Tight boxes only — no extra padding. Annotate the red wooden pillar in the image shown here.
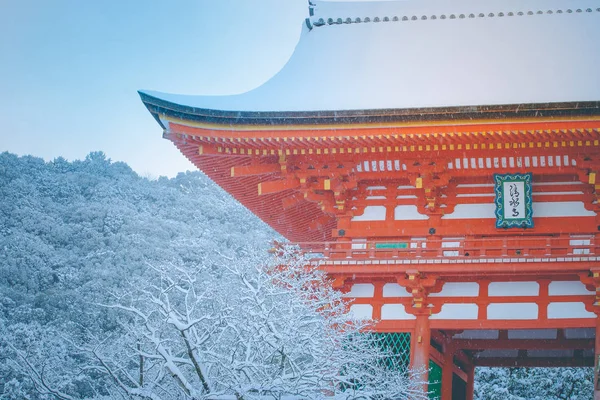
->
[371,281,384,320]
[441,342,454,400]
[410,314,431,393]
[466,365,475,400]
[595,315,600,400]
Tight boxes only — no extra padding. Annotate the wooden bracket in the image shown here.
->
[231,163,280,177]
[398,271,440,316]
[258,178,300,195]
[579,269,600,314]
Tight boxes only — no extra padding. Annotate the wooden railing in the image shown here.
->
[295,235,599,261]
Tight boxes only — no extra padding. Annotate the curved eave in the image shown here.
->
[170,138,336,242]
[140,91,600,130]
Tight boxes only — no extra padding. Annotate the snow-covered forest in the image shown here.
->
[0,152,592,399]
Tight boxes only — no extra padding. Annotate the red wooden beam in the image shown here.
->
[309,216,333,231]
[453,365,468,384]
[336,216,598,238]
[474,357,593,368]
[431,319,596,331]
[258,179,300,196]
[231,164,281,177]
[454,339,594,351]
[320,262,596,277]
[372,319,595,332]
[281,193,305,210]
[168,120,600,141]
[197,144,231,156]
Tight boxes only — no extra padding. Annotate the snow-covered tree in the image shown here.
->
[69,245,426,399]
[474,366,593,400]
[3,243,425,399]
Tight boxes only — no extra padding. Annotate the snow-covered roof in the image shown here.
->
[141,0,600,115]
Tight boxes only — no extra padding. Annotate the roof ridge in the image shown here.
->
[305,1,599,30]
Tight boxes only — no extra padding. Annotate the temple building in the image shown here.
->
[140,0,600,398]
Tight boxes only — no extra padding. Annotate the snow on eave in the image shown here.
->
[139,0,600,116]
[139,90,600,129]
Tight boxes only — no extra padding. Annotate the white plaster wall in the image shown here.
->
[534,202,595,217]
[381,304,416,320]
[349,304,373,320]
[430,282,479,297]
[570,238,591,246]
[366,185,386,191]
[547,302,596,319]
[532,181,583,187]
[456,184,494,188]
[456,193,495,198]
[410,238,427,248]
[442,204,494,219]
[344,284,375,298]
[382,283,411,297]
[441,241,462,256]
[487,303,538,320]
[548,281,594,296]
[352,205,386,221]
[394,205,429,220]
[430,304,478,320]
[442,201,595,219]
[441,241,462,248]
[351,239,367,250]
[488,281,539,297]
[366,196,386,200]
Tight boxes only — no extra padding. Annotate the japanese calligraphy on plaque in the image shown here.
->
[494,173,533,228]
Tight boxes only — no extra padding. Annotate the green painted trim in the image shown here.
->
[429,360,442,399]
[375,242,408,249]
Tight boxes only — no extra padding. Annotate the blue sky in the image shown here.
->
[0,0,307,177]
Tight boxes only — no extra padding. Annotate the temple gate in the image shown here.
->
[140,0,600,397]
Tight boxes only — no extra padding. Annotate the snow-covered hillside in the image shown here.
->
[0,152,592,399]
